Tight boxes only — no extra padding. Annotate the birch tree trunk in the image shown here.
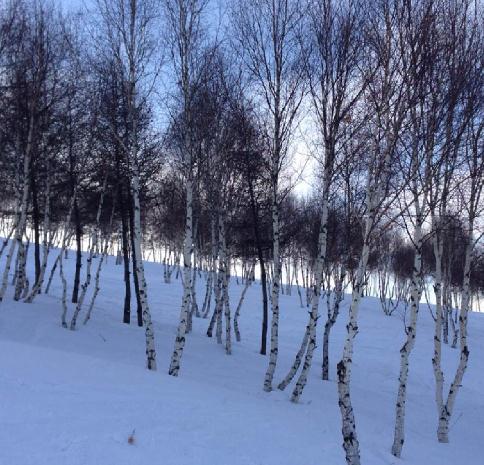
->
[0,114,34,305]
[25,169,52,302]
[70,176,107,330]
[191,260,200,317]
[263,187,281,392]
[234,263,254,342]
[294,260,304,308]
[290,190,329,402]
[337,189,377,465]
[337,262,367,465]
[169,173,193,376]
[116,248,122,265]
[207,216,221,336]
[322,269,346,380]
[277,323,310,391]
[59,187,78,327]
[45,253,60,294]
[442,276,449,345]
[391,212,423,457]
[14,239,28,301]
[82,238,108,325]
[131,166,157,370]
[201,265,213,318]
[207,278,220,336]
[128,192,143,327]
[0,225,15,261]
[83,202,116,325]
[59,244,69,328]
[436,234,472,442]
[218,214,231,354]
[215,247,224,344]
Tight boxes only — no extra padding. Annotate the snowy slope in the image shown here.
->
[0,248,483,465]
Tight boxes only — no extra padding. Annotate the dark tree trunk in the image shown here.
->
[246,158,268,355]
[118,181,132,324]
[259,258,269,355]
[30,171,41,285]
[71,200,82,303]
[128,185,143,327]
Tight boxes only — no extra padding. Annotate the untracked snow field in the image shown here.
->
[1,247,483,465]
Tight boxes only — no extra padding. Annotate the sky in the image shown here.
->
[57,0,316,197]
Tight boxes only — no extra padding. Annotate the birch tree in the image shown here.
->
[232,0,305,392]
[279,0,367,402]
[390,0,442,456]
[166,0,209,376]
[0,3,61,306]
[95,0,160,370]
[434,114,483,442]
[336,2,409,461]
[24,162,52,302]
[431,2,483,442]
[83,201,117,325]
[69,174,108,330]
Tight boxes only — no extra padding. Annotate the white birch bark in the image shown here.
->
[337,185,377,465]
[70,176,107,330]
[14,239,28,301]
[82,239,108,325]
[430,216,447,433]
[391,210,423,457]
[337,250,368,465]
[207,275,221,337]
[163,257,168,282]
[322,269,346,380]
[0,224,15,260]
[191,261,200,317]
[131,166,157,370]
[449,305,458,349]
[21,270,30,299]
[436,234,472,442]
[59,187,78,328]
[83,203,116,325]
[206,218,221,335]
[442,277,450,345]
[213,222,224,343]
[218,214,231,354]
[186,264,195,333]
[234,263,254,342]
[295,262,304,308]
[215,270,224,344]
[263,188,281,391]
[169,174,193,376]
[290,189,329,402]
[59,245,69,328]
[0,114,34,305]
[277,323,310,391]
[45,252,60,295]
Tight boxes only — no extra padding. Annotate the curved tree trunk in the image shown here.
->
[25,169,52,302]
[391,214,423,457]
[169,173,193,376]
[70,176,107,330]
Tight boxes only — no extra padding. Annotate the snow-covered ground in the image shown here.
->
[1,246,483,465]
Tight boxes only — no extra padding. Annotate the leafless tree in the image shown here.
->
[232,0,306,392]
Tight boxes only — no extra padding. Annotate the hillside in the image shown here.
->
[0,249,483,465]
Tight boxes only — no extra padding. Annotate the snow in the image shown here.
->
[1,247,483,465]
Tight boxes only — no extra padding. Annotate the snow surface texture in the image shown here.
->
[1,247,483,465]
